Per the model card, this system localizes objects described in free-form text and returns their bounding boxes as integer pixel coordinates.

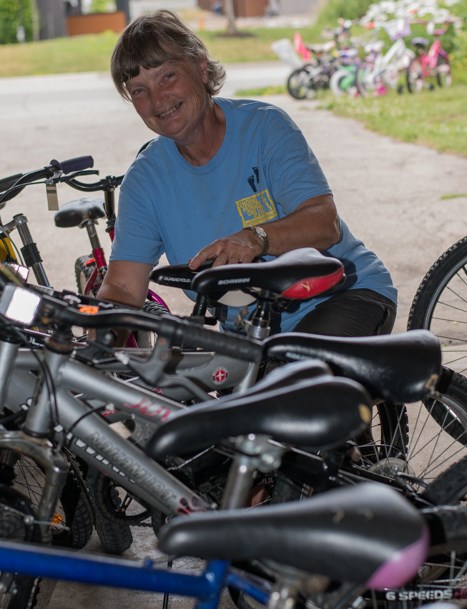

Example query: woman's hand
[189,229,264,269]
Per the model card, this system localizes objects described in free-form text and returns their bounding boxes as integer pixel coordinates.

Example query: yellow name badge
[236,189,277,226]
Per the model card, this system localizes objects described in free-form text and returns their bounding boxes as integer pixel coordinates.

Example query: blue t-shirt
[111,98,397,332]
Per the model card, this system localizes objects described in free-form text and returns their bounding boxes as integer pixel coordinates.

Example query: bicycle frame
[0,543,269,609]
[417,35,449,76]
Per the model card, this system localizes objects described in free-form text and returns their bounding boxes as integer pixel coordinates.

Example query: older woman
[98,9,397,336]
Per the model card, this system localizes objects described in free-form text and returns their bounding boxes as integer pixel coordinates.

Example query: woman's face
[126,58,210,145]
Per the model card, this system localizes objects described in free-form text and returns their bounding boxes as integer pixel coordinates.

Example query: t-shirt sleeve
[261,106,332,214]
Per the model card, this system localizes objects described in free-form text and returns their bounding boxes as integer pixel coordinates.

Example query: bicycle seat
[191,248,344,301]
[158,482,428,590]
[150,260,213,291]
[54,197,105,228]
[411,37,429,48]
[263,329,441,404]
[146,366,371,458]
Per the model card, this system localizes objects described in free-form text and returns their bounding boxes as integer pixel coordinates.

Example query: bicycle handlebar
[64,174,124,194]
[0,278,263,363]
[0,156,95,207]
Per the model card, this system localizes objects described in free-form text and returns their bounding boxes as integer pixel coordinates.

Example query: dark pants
[293,289,397,337]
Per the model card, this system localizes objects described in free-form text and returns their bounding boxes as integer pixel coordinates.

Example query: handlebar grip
[52,156,94,174]
[173,320,263,362]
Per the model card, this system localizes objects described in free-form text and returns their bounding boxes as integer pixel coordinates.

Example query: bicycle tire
[75,254,96,295]
[0,484,42,609]
[407,235,467,372]
[0,448,94,550]
[436,55,452,88]
[355,61,375,97]
[406,56,425,93]
[286,67,316,100]
[86,466,133,555]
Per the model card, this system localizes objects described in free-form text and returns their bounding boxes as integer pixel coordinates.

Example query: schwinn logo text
[218,278,251,286]
[123,398,172,421]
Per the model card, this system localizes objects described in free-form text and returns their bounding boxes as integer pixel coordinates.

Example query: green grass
[0,13,465,157]
[320,84,467,157]
[0,26,322,77]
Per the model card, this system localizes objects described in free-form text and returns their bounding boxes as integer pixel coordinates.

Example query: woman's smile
[157,101,183,120]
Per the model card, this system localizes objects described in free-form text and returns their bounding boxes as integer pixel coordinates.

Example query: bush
[315,0,375,27]
[0,0,34,44]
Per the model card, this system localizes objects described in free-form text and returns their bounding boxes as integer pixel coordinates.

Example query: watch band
[243,225,269,257]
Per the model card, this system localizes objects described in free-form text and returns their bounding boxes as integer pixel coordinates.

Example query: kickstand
[162,557,174,609]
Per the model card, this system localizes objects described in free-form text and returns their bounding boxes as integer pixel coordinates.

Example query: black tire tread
[407,236,467,330]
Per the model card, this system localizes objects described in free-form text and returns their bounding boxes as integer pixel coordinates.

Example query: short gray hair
[111,10,226,100]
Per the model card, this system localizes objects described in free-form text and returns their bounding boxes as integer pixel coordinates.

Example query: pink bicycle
[406,24,452,93]
[54,171,171,347]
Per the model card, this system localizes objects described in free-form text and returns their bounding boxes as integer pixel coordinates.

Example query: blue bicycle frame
[0,540,270,609]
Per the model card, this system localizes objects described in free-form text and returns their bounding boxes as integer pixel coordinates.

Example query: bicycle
[406,23,452,93]
[3,265,467,607]
[1,299,466,609]
[0,481,435,609]
[355,19,415,97]
[0,264,462,493]
[0,156,95,289]
[0,159,172,349]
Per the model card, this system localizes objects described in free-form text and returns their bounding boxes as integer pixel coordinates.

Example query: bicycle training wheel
[408,236,467,372]
[355,61,376,97]
[0,485,42,609]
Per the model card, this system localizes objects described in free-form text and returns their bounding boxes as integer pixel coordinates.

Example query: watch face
[255,226,267,239]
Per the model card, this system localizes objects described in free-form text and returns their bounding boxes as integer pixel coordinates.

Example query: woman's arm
[97,260,153,307]
[189,194,340,269]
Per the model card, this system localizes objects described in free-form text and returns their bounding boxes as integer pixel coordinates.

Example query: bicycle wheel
[357,466,467,609]
[286,67,316,100]
[408,236,467,372]
[406,56,425,93]
[75,254,98,295]
[404,457,467,607]
[0,484,42,609]
[320,391,467,495]
[0,448,94,550]
[436,55,452,88]
[329,67,357,97]
[355,61,377,97]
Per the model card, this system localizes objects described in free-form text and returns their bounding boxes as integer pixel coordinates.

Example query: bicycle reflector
[281,267,345,300]
[0,284,41,325]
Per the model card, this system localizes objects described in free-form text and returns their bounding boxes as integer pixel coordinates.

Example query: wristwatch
[244,225,269,257]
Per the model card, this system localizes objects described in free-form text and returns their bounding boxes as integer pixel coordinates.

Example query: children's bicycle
[355,19,415,97]
[406,23,452,93]
[1,266,467,608]
[0,481,438,609]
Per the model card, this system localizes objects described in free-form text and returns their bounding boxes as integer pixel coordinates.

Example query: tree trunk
[116,0,130,25]
[224,0,237,35]
[35,0,66,39]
